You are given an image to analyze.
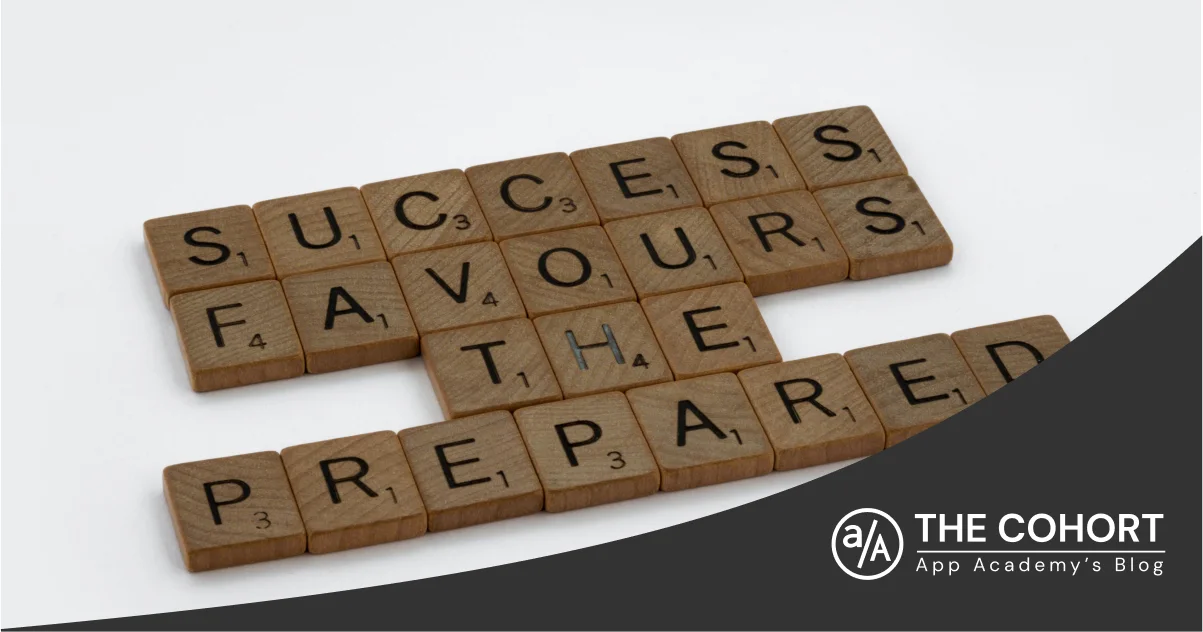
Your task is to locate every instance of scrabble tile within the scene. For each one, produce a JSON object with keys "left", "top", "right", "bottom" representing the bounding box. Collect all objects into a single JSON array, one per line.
[
  {"left": 392, "top": 242, "right": 525, "bottom": 334},
  {"left": 253, "top": 187, "right": 385, "bottom": 278},
  {"left": 422, "top": 318, "right": 562, "bottom": 418},
  {"left": 626, "top": 373, "right": 773, "bottom": 491},
  {"left": 169, "top": 280, "right": 304, "bottom": 392},
  {"left": 465, "top": 152, "right": 600, "bottom": 240},
  {"left": 709, "top": 191, "right": 849, "bottom": 296},
  {"left": 952, "top": 315, "right": 1071, "bottom": 394},
  {"left": 281, "top": 262, "right": 419, "bottom": 374},
  {"left": 360, "top": 169, "right": 492, "bottom": 258},
  {"left": 844, "top": 334, "right": 985, "bottom": 447},
  {"left": 144, "top": 205, "right": 276, "bottom": 307},
  {"left": 641, "top": 282, "right": 780, "bottom": 379},
  {"left": 399, "top": 411, "right": 543, "bottom": 531},
  {"left": 281, "top": 432, "right": 426, "bottom": 554},
  {"left": 514, "top": 393, "right": 659, "bottom": 512},
  {"left": 605, "top": 207, "right": 743, "bottom": 299},
  {"left": 738, "top": 354, "right": 884, "bottom": 471},
  {"left": 500, "top": 226, "right": 636, "bottom": 317},
  {"left": 163, "top": 451, "right": 306, "bottom": 572},
  {"left": 812, "top": 175, "right": 952, "bottom": 280},
  {"left": 671, "top": 121, "right": 805, "bottom": 205},
  {"left": 533, "top": 302, "right": 672, "bottom": 398},
  {"left": 773, "top": 106, "right": 908, "bottom": 191},
  {"left": 569, "top": 137, "right": 703, "bottom": 222}
]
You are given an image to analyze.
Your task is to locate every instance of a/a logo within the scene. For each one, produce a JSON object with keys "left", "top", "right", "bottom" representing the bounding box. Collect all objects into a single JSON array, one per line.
[{"left": 831, "top": 508, "right": 904, "bottom": 580}]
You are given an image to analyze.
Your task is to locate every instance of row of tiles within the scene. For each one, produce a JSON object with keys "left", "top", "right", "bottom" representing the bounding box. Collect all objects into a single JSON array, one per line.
[{"left": 165, "top": 315, "right": 1070, "bottom": 571}]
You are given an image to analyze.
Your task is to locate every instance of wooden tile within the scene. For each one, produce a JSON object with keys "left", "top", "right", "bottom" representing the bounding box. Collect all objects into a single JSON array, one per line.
[
  {"left": 500, "top": 226, "right": 636, "bottom": 317},
  {"left": 569, "top": 137, "right": 703, "bottom": 222},
  {"left": 671, "top": 121, "right": 805, "bottom": 205},
  {"left": 533, "top": 302, "right": 672, "bottom": 398},
  {"left": 952, "top": 315, "right": 1071, "bottom": 394},
  {"left": 253, "top": 187, "right": 385, "bottom": 278},
  {"left": 169, "top": 280, "right": 304, "bottom": 392},
  {"left": 392, "top": 242, "right": 525, "bottom": 335},
  {"left": 360, "top": 169, "right": 492, "bottom": 258},
  {"left": 709, "top": 191, "right": 849, "bottom": 296},
  {"left": 399, "top": 411, "right": 543, "bottom": 531},
  {"left": 422, "top": 318, "right": 562, "bottom": 418},
  {"left": 514, "top": 393, "right": 659, "bottom": 512},
  {"left": 738, "top": 354, "right": 884, "bottom": 470},
  {"left": 773, "top": 106, "right": 908, "bottom": 191},
  {"left": 281, "top": 432, "right": 426, "bottom": 554},
  {"left": 605, "top": 207, "right": 743, "bottom": 299},
  {"left": 812, "top": 175, "right": 952, "bottom": 280},
  {"left": 845, "top": 334, "right": 985, "bottom": 447},
  {"left": 163, "top": 451, "right": 305, "bottom": 572},
  {"left": 641, "top": 282, "right": 780, "bottom": 379},
  {"left": 626, "top": 373, "right": 773, "bottom": 491},
  {"left": 144, "top": 205, "right": 276, "bottom": 307},
  {"left": 465, "top": 152, "right": 600, "bottom": 240}
]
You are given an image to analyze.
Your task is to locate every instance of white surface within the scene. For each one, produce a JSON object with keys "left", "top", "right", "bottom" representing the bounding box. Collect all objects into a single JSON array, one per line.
[{"left": 1, "top": 0, "right": 1199, "bottom": 626}]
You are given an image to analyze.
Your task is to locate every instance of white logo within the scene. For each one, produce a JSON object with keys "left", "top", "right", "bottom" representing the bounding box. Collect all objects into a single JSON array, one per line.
[{"left": 832, "top": 508, "right": 904, "bottom": 580}]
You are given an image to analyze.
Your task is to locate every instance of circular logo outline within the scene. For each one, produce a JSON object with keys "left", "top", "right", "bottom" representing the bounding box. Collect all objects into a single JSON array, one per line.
[{"left": 831, "top": 507, "right": 904, "bottom": 580}]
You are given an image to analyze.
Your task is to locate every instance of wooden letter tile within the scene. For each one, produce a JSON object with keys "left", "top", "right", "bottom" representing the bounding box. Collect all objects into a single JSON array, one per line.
[
  {"left": 845, "top": 334, "right": 985, "bottom": 446},
  {"left": 773, "top": 106, "right": 908, "bottom": 191},
  {"left": 360, "top": 169, "right": 492, "bottom": 258},
  {"left": 738, "top": 354, "right": 884, "bottom": 470},
  {"left": 465, "top": 153, "right": 599, "bottom": 240},
  {"left": 399, "top": 411, "right": 543, "bottom": 531},
  {"left": 569, "top": 137, "right": 702, "bottom": 222},
  {"left": 144, "top": 205, "right": 276, "bottom": 307},
  {"left": 422, "top": 318, "right": 561, "bottom": 418},
  {"left": 281, "top": 262, "right": 419, "bottom": 374},
  {"left": 626, "top": 373, "right": 773, "bottom": 491},
  {"left": 605, "top": 207, "right": 743, "bottom": 299},
  {"left": 813, "top": 175, "right": 952, "bottom": 280},
  {"left": 952, "top": 315, "right": 1071, "bottom": 394},
  {"left": 671, "top": 121, "right": 805, "bottom": 205},
  {"left": 392, "top": 242, "right": 525, "bottom": 335},
  {"left": 163, "top": 451, "right": 306, "bottom": 571},
  {"left": 281, "top": 432, "right": 426, "bottom": 554},
  {"left": 169, "top": 280, "right": 304, "bottom": 392},
  {"left": 514, "top": 393, "right": 659, "bottom": 512},
  {"left": 641, "top": 282, "right": 780, "bottom": 379},
  {"left": 500, "top": 226, "right": 635, "bottom": 317},
  {"left": 253, "top": 187, "right": 385, "bottom": 278},
  {"left": 533, "top": 302, "right": 672, "bottom": 398},
  {"left": 709, "top": 191, "right": 849, "bottom": 296}
]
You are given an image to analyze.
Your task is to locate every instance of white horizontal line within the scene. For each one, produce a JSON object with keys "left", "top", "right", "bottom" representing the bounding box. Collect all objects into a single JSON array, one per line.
[{"left": 916, "top": 550, "right": 1165, "bottom": 554}]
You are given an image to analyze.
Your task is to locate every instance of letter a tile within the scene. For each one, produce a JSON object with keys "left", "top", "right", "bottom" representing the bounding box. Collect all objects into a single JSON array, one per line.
[
  {"left": 952, "top": 315, "right": 1071, "bottom": 394},
  {"left": 253, "top": 187, "right": 385, "bottom": 279},
  {"left": 533, "top": 302, "right": 672, "bottom": 397}
]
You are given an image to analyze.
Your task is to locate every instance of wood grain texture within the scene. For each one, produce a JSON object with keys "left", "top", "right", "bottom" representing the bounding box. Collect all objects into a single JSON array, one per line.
[
  {"left": 252, "top": 187, "right": 385, "bottom": 278},
  {"left": 514, "top": 392, "right": 659, "bottom": 512},
  {"left": 844, "top": 334, "right": 985, "bottom": 447},
  {"left": 605, "top": 207, "right": 743, "bottom": 299},
  {"left": 773, "top": 106, "right": 908, "bottom": 191},
  {"left": 392, "top": 241, "right": 525, "bottom": 334},
  {"left": 709, "top": 191, "right": 849, "bottom": 296},
  {"left": 421, "top": 318, "right": 562, "bottom": 418},
  {"left": 640, "top": 282, "right": 780, "bottom": 379},
  {"left": 626, "top": 373, "right": 773, "bottom": 491},
  {"left": 144, "top": 205, "right": 276, "bottom": 307},
  {"left": 533, "top": 302, "right": 672, "bottom": 398},
  {"left": 671, "top": 121, "right": 805, "bottom": 205},
  {"left": 500, "top": 226, "right": 635, "bottom": 317},
  {"left": 163, "top": 451, "right": 306, "bottom": 572},
  {"left": 569, "top": 137, "right": 702, "bottom": 222},
  {"left": 952, "top": 315, "right": 1070, "bottom": 394},
  {"left": 360, "top": 169, "right": 492, "bottom": 258},
  {"left": 169, "top": 280, "right": 304, "bottom": 392},
  {"left": 282, "top": 262, "right": 419, "bottom": 374},
  {"left": 738, "top": 354, "right": 884, "bottom": 470},
  {"left": 465, "top": 152, "right": 599, "bottom": 240},
  {"left": 399, "top": 411, "right": 543, "bottom": 531},
  {"left": 812, "top": 175, "right": 952, "bottom": 280}
]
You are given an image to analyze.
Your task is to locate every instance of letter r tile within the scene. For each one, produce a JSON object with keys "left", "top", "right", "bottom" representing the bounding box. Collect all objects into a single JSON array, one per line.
[
  {"left": 253, "top": 187, "right": 386, "bottom": 279},
  {"left": 952, "top": 316, "right": 1071, "bottom": 394}
]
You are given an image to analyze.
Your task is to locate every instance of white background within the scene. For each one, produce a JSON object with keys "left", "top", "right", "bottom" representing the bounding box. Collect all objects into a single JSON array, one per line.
[{"left": 1, "top": 0, "right": 1198, "bottom": 627}]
